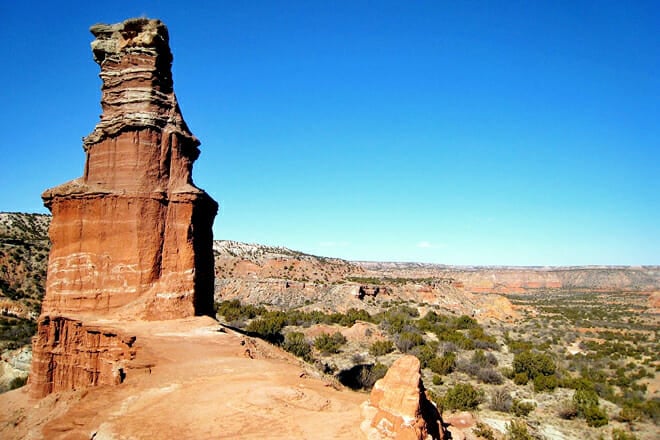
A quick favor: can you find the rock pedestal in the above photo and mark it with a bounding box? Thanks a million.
[31,18,217,398]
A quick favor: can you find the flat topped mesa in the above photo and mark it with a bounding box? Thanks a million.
[39,18,218,320]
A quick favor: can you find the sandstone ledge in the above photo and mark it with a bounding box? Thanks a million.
[2,317,365,439]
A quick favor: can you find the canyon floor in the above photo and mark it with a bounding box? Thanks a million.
[0,317,365,440]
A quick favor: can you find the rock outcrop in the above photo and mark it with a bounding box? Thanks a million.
[361,355,445,440]
[40,18,217,320]
[30,317,137,397]
[30,18,217,398]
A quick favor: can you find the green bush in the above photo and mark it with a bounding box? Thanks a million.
[453,315,478,330]
[429,352,456,375]
[369,339,394,356]
[611,429,638,440]
[432,374,443,385]
[411,344,437,368]
[8,375,27,390]
[512,350,556,380]
[513,372,529,385]
[314,332,347,355]
[443,383,482,411]
[283,331,312,361]
[583,404,608,427]
[216,299,266,322]
[573,388,608,427]
[245,313,286,343]
[573,388,599,412]
[360,362,388,389]
[511,400,536,417]
[533,373,558,392]
[505,420,533,440]
[473,422,495,440]
[395,331,424,353]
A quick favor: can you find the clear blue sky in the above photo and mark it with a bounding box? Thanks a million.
[0,1,658,265]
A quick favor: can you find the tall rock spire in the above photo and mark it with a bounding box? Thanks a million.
[31,18,218,398]
[40,17,217,320]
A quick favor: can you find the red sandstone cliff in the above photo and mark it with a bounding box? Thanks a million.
[30,18,217,398]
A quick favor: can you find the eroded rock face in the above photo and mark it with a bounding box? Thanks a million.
[41,18,217,320]
[30,18,216,398]
[30,316,137,397]
[361,355,445,440]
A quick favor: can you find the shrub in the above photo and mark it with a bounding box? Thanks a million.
[8,375,27,390]
[432,374,443,385]
[573,388,599,412]
[443,383,482,411]
[473,422,495,440]
[616,405,641,424]
[511,400,536,417]
[533,373,558,392]
[429,352,456,375]
[501,367,514,379]
[362,362,388,389]
[505,420,533,440]
[558,402,578,420]
[512,350,556,380]
[410,344,436,368]
[477,368,504,385]
[245,313,285,343]
[283,332,312,361]
[612,429,638,440]
[369,340,394,356]
[471,350,489,367]
[490,388,513,413]
[453,315,478,329]
[513,372,529,385]
[583,404,608,427]
[314,332,347,355]
[216,299,265,322]
[395,331,424,353]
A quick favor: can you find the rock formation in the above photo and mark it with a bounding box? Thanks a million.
[29,317,137,397]
[30,18,217,398]
[41,18,217,320]
[361,355,445,440]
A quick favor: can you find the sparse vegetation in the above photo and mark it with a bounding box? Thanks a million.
[443,383,482,411]
[1,214,657,438]
[283,331,312,361]
[314,331,347,355]
[369,339,394,356]
[505,419,533,440]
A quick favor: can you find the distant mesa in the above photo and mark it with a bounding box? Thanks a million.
[31,17,217,398]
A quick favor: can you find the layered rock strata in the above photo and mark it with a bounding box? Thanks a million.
[361,355,445,440]
[41,18,217,320]
[30,317,137,397]
[31,18,217,398]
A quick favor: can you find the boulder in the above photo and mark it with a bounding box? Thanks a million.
[361,355,446,439]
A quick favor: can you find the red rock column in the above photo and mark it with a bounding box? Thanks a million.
[31,17,218,399]
[40,18,217,320]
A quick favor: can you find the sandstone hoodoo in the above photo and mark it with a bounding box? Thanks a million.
[31,18,217,398]
[41,18,217,320]
[361,355,446,440]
